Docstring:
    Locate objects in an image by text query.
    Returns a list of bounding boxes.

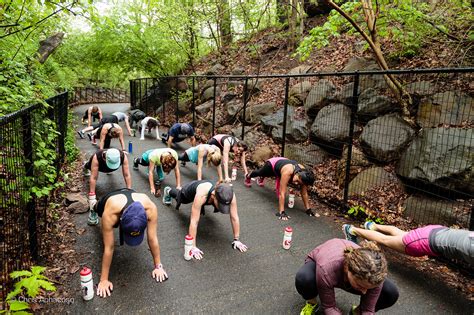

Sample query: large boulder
[245,102,276,124]
[226,100,241,118]
[357,88,394,119]
[252,147,274,166]
[416,91,474,128]
[195,100,213,115]
[403,196,469,226]
[222,92,237,104]
[271,118,309,143]
[305,80,337,117]
[289,81,313,107]
[335,82,356,106]
[303,0,340,17]
[397,128,474,194]
[405,81,438,96]
[343,57,386,90]
[232,67,245,75]
[360,114,415,162]
[206,63,225,75]
[285,144,329,166]
[261,108,286,132]
[246,78,263,96]
[202,79,215,91]
[201,86,220,103]
[336,145,373,186]
[310,104,351,142]
[348,167,397,196]
[288,65,312,75]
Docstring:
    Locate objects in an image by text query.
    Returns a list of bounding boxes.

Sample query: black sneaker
[133,158,139,170]
[77,130,85,139]
[87,132,92,142]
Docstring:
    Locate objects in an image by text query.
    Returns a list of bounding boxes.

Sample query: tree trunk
[36,32,64,64]
[288,0,298,49]
[218,0,232,46]
[277,0,288,24]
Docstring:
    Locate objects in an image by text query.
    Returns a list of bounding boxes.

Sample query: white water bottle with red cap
[80,266,94,301]
[288,193,295,208]
[184,235,194,260]
[283,227,293,250]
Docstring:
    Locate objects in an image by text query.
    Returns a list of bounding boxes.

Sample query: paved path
[65,103,471,314]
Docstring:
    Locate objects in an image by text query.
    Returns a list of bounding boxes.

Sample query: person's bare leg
[352,226,407,254]
[372,223,406,237]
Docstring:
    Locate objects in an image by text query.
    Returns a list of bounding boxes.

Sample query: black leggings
[178,152,190,162]
[248,161,274,179]
[295,260,399,311]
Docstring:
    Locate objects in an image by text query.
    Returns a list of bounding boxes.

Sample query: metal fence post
[281,78,290,157]
[176,77,179,122]
[129,80,133,108]
[241,78,249,140]
[192,77,196,127]
[22,111,38,260]
[212,78,217,137]
[343,73,360,204]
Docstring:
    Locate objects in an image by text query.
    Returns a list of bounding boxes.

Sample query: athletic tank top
[101,115,119,124]
[96,188,136,219]
[180,180,214,203]
[273,159,299,178]
[210,134,237,151]
[95,149,124,173]
[112,112,127,122]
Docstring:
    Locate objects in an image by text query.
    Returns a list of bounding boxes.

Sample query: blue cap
[120,202,147,246]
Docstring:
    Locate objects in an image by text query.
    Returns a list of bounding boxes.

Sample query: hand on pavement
[190,247,203,260]
[231,240,248,252]
[152,265,168,282]
[97,280,113,298]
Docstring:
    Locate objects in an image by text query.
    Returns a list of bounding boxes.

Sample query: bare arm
[140,120,146,140]
[216,163,223,183]
[145,203,161,265]
[155,123,161,140]
[241,151,248,176]
[229,195,240,239]
[98,108,103,120]
[188,194,207,247]
[174,163,181,188]
[125,117,132,136]
[222,142,231,181]
[190,136,196,147]
[278,171,292,213]
[89,156,99,194]
[87,108,92,127]
[99,126,108,149]
[122,156,132,189]
[197,148,205,180]
[99,221,115,282]
[118,128,125,151]
[148,161,156,195]
[301,184,310,210]
[167,135,173,148]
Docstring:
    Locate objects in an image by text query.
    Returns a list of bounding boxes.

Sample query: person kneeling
[93,188,168,298]
[162,181,247,260]
[295,238,398,315]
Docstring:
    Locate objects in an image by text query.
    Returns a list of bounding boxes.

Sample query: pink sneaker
[244,175,252,187]
[257,177,265,187]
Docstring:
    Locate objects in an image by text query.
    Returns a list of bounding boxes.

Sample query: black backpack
[130,109,146,121]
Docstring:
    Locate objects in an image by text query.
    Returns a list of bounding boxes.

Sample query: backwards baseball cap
[215,184,233,214]
[120,202,148,246]
[105,148,121,170]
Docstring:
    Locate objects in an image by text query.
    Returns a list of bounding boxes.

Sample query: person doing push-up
[162,181,248,260]
[245,157,315,220]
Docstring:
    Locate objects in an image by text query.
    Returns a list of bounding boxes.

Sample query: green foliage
[347,205,384,224]
[3,266,56,315]
[297,0,473,61]
[65,112,80,163]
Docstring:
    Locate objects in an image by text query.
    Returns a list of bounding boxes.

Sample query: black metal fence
[130,68,473,230]
[69,86,129,106]
[0,92,68,306]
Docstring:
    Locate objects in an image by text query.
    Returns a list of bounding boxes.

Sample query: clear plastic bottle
[80,266,94,301]
[288,193,295,208]
[184,235,194,260]
[231,167,237,181]
[282,226,293,250]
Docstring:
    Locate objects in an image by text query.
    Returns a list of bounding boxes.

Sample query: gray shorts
[430,228,474,267]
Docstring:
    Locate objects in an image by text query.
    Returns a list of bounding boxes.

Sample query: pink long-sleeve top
[306,239,383,315]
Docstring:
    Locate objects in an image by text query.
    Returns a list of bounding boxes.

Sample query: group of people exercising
[77,105,473,314]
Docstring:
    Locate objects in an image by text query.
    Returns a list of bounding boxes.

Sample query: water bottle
[184,235,194,260]
[282,226,293,250]
[80,266,94,301]
[128,140,133,153]
[231,167,237,181]
[288,193,295,209]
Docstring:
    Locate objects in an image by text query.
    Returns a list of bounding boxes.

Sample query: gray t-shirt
[112,112,127,122]
[429,227,474,266]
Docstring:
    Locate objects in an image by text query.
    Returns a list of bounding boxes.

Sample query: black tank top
[180,180,214,203]
[209,135,236,152]
[274,159,299,178]
[96,188,136,218]
[95,149,124,173]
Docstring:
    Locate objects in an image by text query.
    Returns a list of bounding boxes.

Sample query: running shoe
[364,221,376,231]
[300,302,319,315]
[181,160,186,167]
[257,177,265,187]
[342,224,358,244]
[87,211,99,226]
[77,130,85,139]
[133,158,139,170]
[87,132,92,142]
[348,305,358,315]
[244,174,252,187]
[162,186,172,205]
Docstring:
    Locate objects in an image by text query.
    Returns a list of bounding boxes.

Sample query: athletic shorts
[402,225,443,257]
